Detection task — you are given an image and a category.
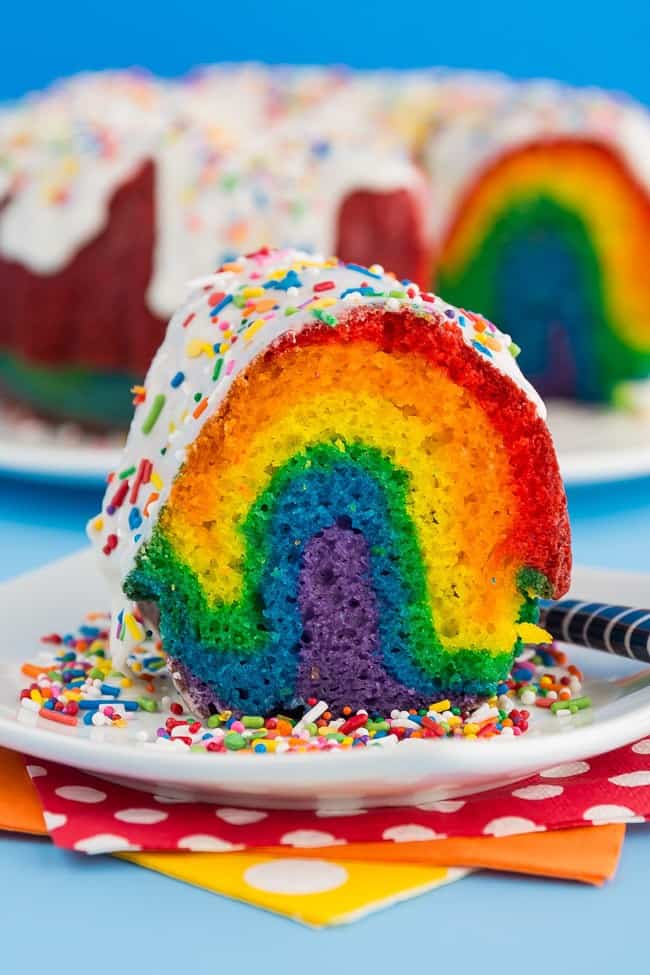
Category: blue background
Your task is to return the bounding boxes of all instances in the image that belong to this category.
[2,0,650,104]
[2,2,650,966]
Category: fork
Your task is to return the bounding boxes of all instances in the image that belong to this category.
[539,600,650,663]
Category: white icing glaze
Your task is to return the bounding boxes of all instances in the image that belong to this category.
[0,66,431,317]
[424,76,650,239]
[144,65,434,317]
[0,72,168,272]
[87,247,546,651]
[146,117,428,318]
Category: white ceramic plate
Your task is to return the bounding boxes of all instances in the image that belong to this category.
[1,550,650,808]
[547,402,650,485]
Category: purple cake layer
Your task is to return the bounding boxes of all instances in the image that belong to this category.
[169,658,222,716]
[168,524,481,717]
[296,524,435,712]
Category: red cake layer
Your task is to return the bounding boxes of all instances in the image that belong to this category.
[272,305,572,599]
[336,186,430,286]
[0,162,163,378]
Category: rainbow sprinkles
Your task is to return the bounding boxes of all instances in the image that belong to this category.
[17,614,591,751]
[88,247,571,720]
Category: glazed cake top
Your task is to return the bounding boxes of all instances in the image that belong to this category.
[425,76,650,239]
[0,67,431,317]
[88,246,545,593]
[3,66,649,319]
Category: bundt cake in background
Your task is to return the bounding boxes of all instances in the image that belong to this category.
[2,67,650,427]
[89,247,570,718]
[0,68,432,426]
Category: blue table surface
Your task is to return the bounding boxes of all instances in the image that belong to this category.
[1,472,649,969]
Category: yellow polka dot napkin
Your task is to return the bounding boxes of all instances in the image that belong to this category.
[0,747,627,927]
[121,850,469,927]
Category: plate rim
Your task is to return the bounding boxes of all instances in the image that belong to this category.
[2,549,650,799]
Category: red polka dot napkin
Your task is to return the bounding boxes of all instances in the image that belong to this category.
[0,747,622,886]
[26,736,650,855]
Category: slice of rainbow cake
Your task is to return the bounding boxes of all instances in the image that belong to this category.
[89,247,571,718]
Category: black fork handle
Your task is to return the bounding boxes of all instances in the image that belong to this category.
[539,600,650,664]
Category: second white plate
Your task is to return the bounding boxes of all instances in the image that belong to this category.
[0,404,121,486]
[548,402,650,485]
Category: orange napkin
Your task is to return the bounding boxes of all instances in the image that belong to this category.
[252,826,624,886]
[0,749,46,835]
[0,747,625,884]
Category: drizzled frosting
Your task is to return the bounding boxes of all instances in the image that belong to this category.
[425,76,650,239]
[143,65,436,315]
[0,66,433,318]
[0,72,167,272]
[3,67,649,322]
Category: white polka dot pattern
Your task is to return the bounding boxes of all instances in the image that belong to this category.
[74,834,141,854]
[483,816,544,837]
[583,804,641,823]
[244,859,349,896]
[55,786,107,804]
[215,808,269,825]
[114,808,169,824]
[279,830,344,848]
[26,735,650,857]
[512,785,564,801]
[609,771,650,787]
[382,824,446,842]
[177,835,245,852]
[43,811,67,831]
[415,800,466,813]
[539,761,590,778]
